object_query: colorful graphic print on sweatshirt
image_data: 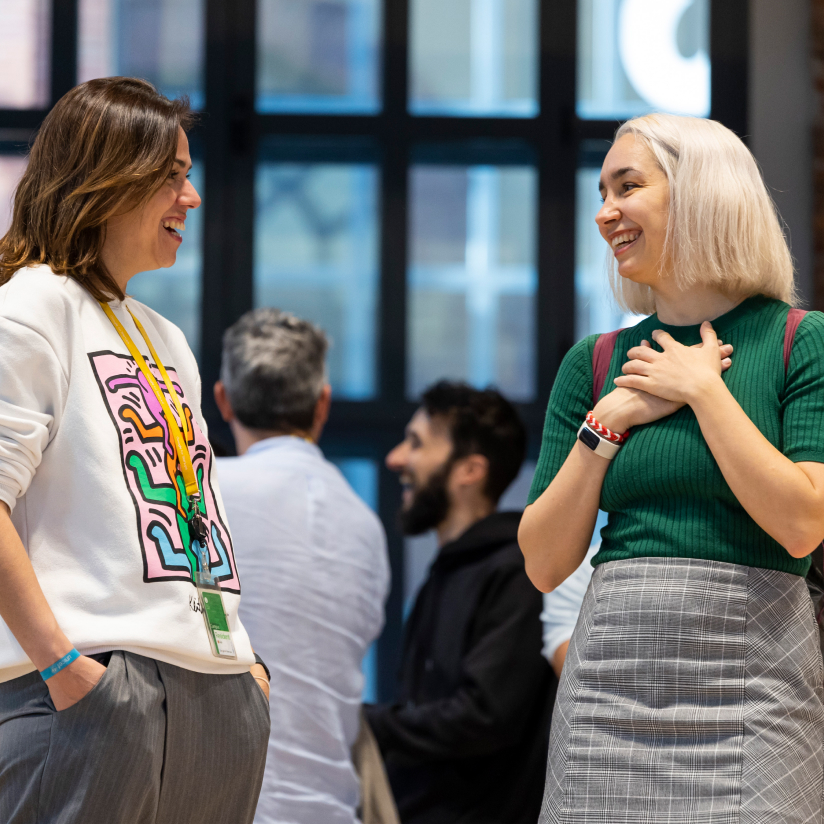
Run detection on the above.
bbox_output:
[89,351,240,592]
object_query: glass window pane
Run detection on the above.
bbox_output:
[128,162,204,356]
[361,642,377,702]
[408,165,537,400]
[254,161,380,399]
[257,0,381,113]
[578,0,710,120]
[329,457,378,700]
[575,166,645,339]
[78,0,205,107]
[410,0,538,117]
[0,1,50,108]
[0,157,27,236]
[333,458,378,510]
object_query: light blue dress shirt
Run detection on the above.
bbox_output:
[217,437,390,824]
[540,544,598,663]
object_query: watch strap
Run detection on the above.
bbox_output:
[253,653,271,682]
[577,422,622,460]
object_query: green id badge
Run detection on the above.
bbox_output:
[197,580,237,659]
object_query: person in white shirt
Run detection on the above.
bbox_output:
[540,544,598,677]
[0,78,269,824]
[214,308,391,824]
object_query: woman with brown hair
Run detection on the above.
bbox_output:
[0,78,270,823]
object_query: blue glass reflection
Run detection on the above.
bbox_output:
[575,166,645,340]
[78,0,205,108]
[361,643,378,703]
[257,0,381,113]
[334,458,378,511]
[577,0,710,120]
[128,162,204,357]
[408,165,537,401]
[255,163,379,400]
[410,0,538,117]
[332,458,378,702]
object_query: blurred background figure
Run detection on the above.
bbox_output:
[366,381,556,824]
[215,308,390,824]
[540,545,598,678]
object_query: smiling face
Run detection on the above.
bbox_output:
[386,409,455,534]
[102,127,201,289]
[596,134,670,288]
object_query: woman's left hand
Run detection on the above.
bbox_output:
[613,321,728,405]
[251,662,270,701]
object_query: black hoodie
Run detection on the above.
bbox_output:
[366,511,557,824]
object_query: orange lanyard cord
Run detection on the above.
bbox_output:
[99,302,200,499]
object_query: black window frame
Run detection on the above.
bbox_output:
[0,0,748,700]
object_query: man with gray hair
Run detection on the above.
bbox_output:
[214,308,390,824]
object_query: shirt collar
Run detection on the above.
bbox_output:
[244,435,322,459]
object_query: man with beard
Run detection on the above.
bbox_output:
[365,381,556,824]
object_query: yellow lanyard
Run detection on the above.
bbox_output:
[99,302,200,499]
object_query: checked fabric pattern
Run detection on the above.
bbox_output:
[540,557,824,824]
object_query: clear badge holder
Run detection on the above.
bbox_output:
[190,505,237,659]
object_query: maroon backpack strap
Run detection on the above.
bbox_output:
[783,308,824,586]
[784,308,807,374]
[592,329,624,407]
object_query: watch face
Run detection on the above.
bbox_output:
[579,427,601,451]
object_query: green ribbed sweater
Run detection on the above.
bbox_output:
[528,296,824,576]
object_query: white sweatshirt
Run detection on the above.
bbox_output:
[0,265,254,683]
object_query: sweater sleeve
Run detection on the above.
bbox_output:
[782,312,824,464]
[0,318,68,512]
[365,563,549,764]
[527,336,597,505]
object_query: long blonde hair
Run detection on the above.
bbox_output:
[609,114,795,315]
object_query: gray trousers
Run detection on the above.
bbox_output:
[0,650,270,824]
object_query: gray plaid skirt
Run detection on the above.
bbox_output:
[541,557,824,824]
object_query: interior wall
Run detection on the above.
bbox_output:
[749,0,815,304]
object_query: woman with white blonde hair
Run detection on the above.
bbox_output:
[519,113,824,822]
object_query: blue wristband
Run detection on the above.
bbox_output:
[40,649,80,681]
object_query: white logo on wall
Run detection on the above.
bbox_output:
[619,0,710,117]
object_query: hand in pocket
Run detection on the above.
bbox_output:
[47,655,107,711]
[250,663,270,701]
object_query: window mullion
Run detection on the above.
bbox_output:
[374,0,410,701]
[200,0,257,441]
[50,0,78,106]
[536,0,577,408]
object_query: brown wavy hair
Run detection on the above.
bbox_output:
[0,77,194,301]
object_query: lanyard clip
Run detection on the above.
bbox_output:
[187,494,211,580]
[187,492,202,516]
[189,512,208,546]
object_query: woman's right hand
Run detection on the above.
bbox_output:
[0,502,108,712]
[594,339,733,433]
[594,385,681,433]
[46,655,107,711]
